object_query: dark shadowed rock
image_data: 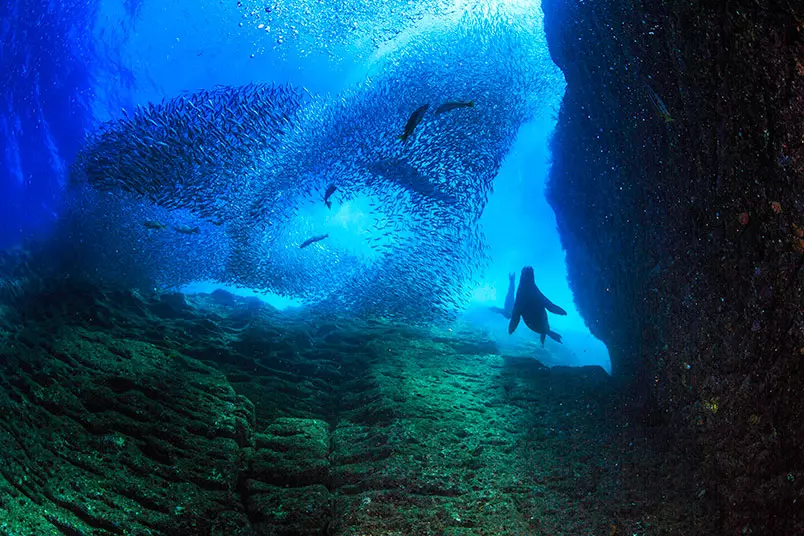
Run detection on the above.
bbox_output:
[542,0,804,532]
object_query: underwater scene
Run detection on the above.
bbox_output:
[1,0,803,534]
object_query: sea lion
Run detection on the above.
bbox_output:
[489,271,516,319]
[503,271,516,318]
[508,266,567,346]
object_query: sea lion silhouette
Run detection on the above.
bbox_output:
[489,272,516,319]
[503,271,516,318]
[509,266,568,346]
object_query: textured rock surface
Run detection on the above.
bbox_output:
[0,302,254,534]
[0,276,714,534]
[542,0,803,532]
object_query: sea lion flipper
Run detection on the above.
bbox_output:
[544,302,567,316]
[533,285,567,316]
[547,330,563,344]
[508,313,521,334]
[508,298,522,334]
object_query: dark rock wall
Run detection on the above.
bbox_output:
[542,0,803,532]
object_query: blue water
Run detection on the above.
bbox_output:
[0,0,98,247]
[1,0,610,372]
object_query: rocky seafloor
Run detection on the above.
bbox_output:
[0,272,716,535]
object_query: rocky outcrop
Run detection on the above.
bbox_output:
[0,277,713,534]
[542,0,804,532]
[0,310,254,534]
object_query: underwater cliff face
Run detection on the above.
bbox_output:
[542,0,803,532]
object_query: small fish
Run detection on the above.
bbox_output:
[299,234,329,249]
[398,104,429,143]
[323,184,337,209]
[435,100,475,114]
[143,220,167,230]
[174,225,200,235]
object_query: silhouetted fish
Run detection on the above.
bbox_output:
[174,225,200,235]
[143,220,167,230]
[398,104,429,143]
[435,100,475,114]
[299,234,329,249]
[367,158,458,205]
[323,184,337,209]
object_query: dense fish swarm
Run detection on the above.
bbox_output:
[66,4,561,324]
[72,83,308,220]
[54,185,230,291]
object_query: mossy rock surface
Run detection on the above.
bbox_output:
[0,281,714,534]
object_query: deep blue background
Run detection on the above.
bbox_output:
[0,0,96,248]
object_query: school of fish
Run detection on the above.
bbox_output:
[63,5,562,324]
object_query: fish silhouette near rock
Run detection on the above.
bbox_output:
[508,266,567,346]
